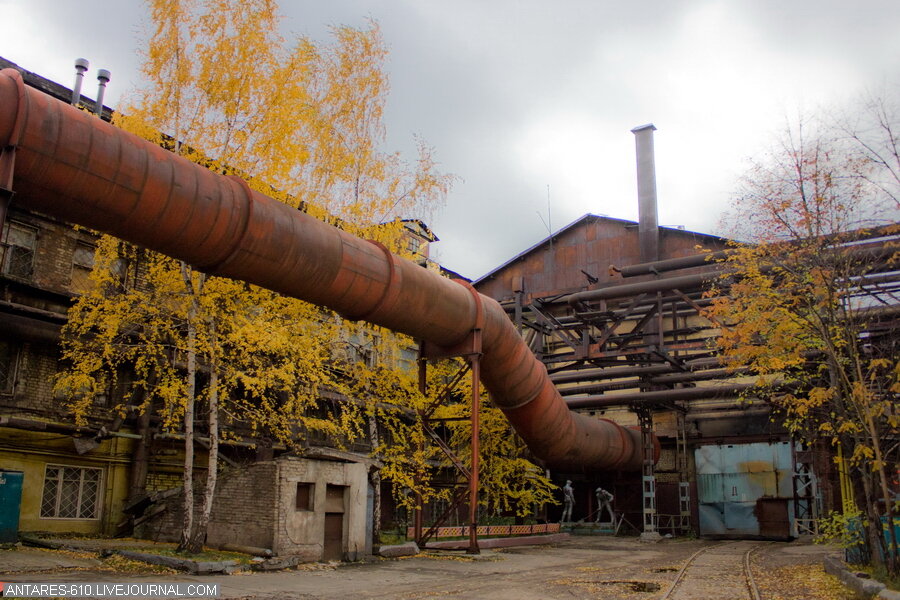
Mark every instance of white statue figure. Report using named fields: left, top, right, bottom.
left=561, top=480, right=575, bottom=522
left=595, top=486, right=615, bottom=524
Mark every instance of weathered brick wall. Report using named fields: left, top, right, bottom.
left=3, top=342, right=59, bottom=416
left=141, top=462, right=278, bottom=550
left=145, top=471, right=182, bottom=493
left=1, top=208, right=100, bottom=420
left=4, top=208, right=97, bottom=300
left=206, top=462, right=277, bottom=549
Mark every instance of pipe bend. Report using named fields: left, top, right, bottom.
left=0, top=69, right=27, bottom=150
left=3, top=76, right=655, bottom=473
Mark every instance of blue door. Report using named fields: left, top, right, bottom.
left=0, top=470, right=24, bottom=543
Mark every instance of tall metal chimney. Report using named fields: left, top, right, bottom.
left=631, top=123, right=659, bottom=263
left=94, top=69, right=111, bottom=117
left=71, top=58, right=89, bottom=106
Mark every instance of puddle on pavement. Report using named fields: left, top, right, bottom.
left=601, top=581, right=662, bottom=593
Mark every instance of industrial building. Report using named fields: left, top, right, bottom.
left=1, top=56, right=893, bottom=557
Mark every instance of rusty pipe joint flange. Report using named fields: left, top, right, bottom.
left=343, top=239, right=403, bottom=323
left=452, top=278, right=485, bottom=333
left=0, top=68, right=28, bottom=194
left=200, top=175, right=256, bottom=274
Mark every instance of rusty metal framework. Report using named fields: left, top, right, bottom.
left=501, top=233, right=899, bottom=534
left=2, top=66, right=897, bottom=541
left=792, top=444, right=819, bottom=536
left=0, top=66, right=653, bottom=476
left=413, top=285, right=484, bottom=554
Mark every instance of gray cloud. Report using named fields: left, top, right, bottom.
left=2, top=0, right=898, bottom=278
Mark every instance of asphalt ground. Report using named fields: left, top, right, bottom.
left=0, top=535, right=861, bottom=600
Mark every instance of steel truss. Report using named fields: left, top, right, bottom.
left=413, top=282, right=484, bottom=554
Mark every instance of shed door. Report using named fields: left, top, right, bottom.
left=323, top=484, right=347, bottom=561
left=323, top=513, right=344, bottom=561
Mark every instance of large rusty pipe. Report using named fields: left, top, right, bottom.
left=565, top=384, right=756, bottom=409
left=564, top=271, right=721, bottom=307
left=0, top=68, right=653, bottom=472
left=616, top=251, right=729, bottom=278
left=557, top=368, right=750, bottom=397
left=549, top=357, right=723, bottom=384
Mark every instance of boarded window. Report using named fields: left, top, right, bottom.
left=325, top=484, right=346, bottom=513
left=295, top=482, right=313, bottom=511
left=2, top=222, right=37, bottom=280
left=40, top=465, right=102, bottom=519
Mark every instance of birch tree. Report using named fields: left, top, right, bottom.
left=57, top=0, right=451, bottom=553
left=707, top=102, right=899, bottom=574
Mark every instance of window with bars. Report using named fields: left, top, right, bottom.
left=1, top=222, right=37, bottom=280
left=70, top=242, right=97, bottom=293
left=0, top=340, right=19, bottom=394
left=40, top=465, right=102, bottom=519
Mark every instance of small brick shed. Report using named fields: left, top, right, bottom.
left=142, top=453, right=372, bottom=561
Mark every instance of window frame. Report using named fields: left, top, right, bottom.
left=69, top=241, right=97, bottom=293
left=1, top=221, right=38, bottom=280
left=40, top=464, right=104, bottom=521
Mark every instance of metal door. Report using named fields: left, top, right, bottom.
left=695, top=442, right=795, bottom=538
left=0, top=470, right=24, bottom=543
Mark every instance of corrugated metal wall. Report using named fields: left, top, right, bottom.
left=695, top=441, right=797, bottom=538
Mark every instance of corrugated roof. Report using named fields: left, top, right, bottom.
left=473, top=213, right=727, bottom=285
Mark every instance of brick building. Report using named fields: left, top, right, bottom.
left=0, top=57, right=414, bottom=558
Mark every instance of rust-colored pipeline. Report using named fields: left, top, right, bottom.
left=0, top=68, right=653, bottom=472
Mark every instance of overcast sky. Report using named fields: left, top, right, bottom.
left=2, top=1, right=899, bottom=279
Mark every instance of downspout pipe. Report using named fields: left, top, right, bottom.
left=0, top=68, right=654, bottom=473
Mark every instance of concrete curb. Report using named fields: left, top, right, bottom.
left=823, top=555, right=900, bottom=600
left=378, top=542, right=420, bottom=558
left=116, top=550, right=245, bottom=574
left=424, top=533, right=570, bottom=550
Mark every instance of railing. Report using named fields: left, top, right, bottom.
left=407, top=522, right=561, bottom=539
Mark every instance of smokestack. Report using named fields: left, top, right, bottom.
left=71, top=58, right=89, bottom=106
left=631, top=123, right=659, bottom=263
left=94, top=69, right=110, bottom=117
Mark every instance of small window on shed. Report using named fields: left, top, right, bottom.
left=295, top=482, right=313, bottom=511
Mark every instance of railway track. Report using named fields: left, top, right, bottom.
left=661, top=541, right=767, bottom=600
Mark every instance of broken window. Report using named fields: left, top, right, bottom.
left=70, top=241, right=97, bottom=293
left=1, top=222, right=37, bottom=280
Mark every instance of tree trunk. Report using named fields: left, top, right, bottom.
left=128, top=371, right=159, bottom=501
left=860, top=469, right=887, bottom=568
left=187, top=319, right=219, bottom=554
left=368, top=414, right=381, bottom=545
left=866, top=414, right=899, bottom=575
left=177, top=263, right=200, bottom=553
left=128, top=407, right=152, bottom=500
